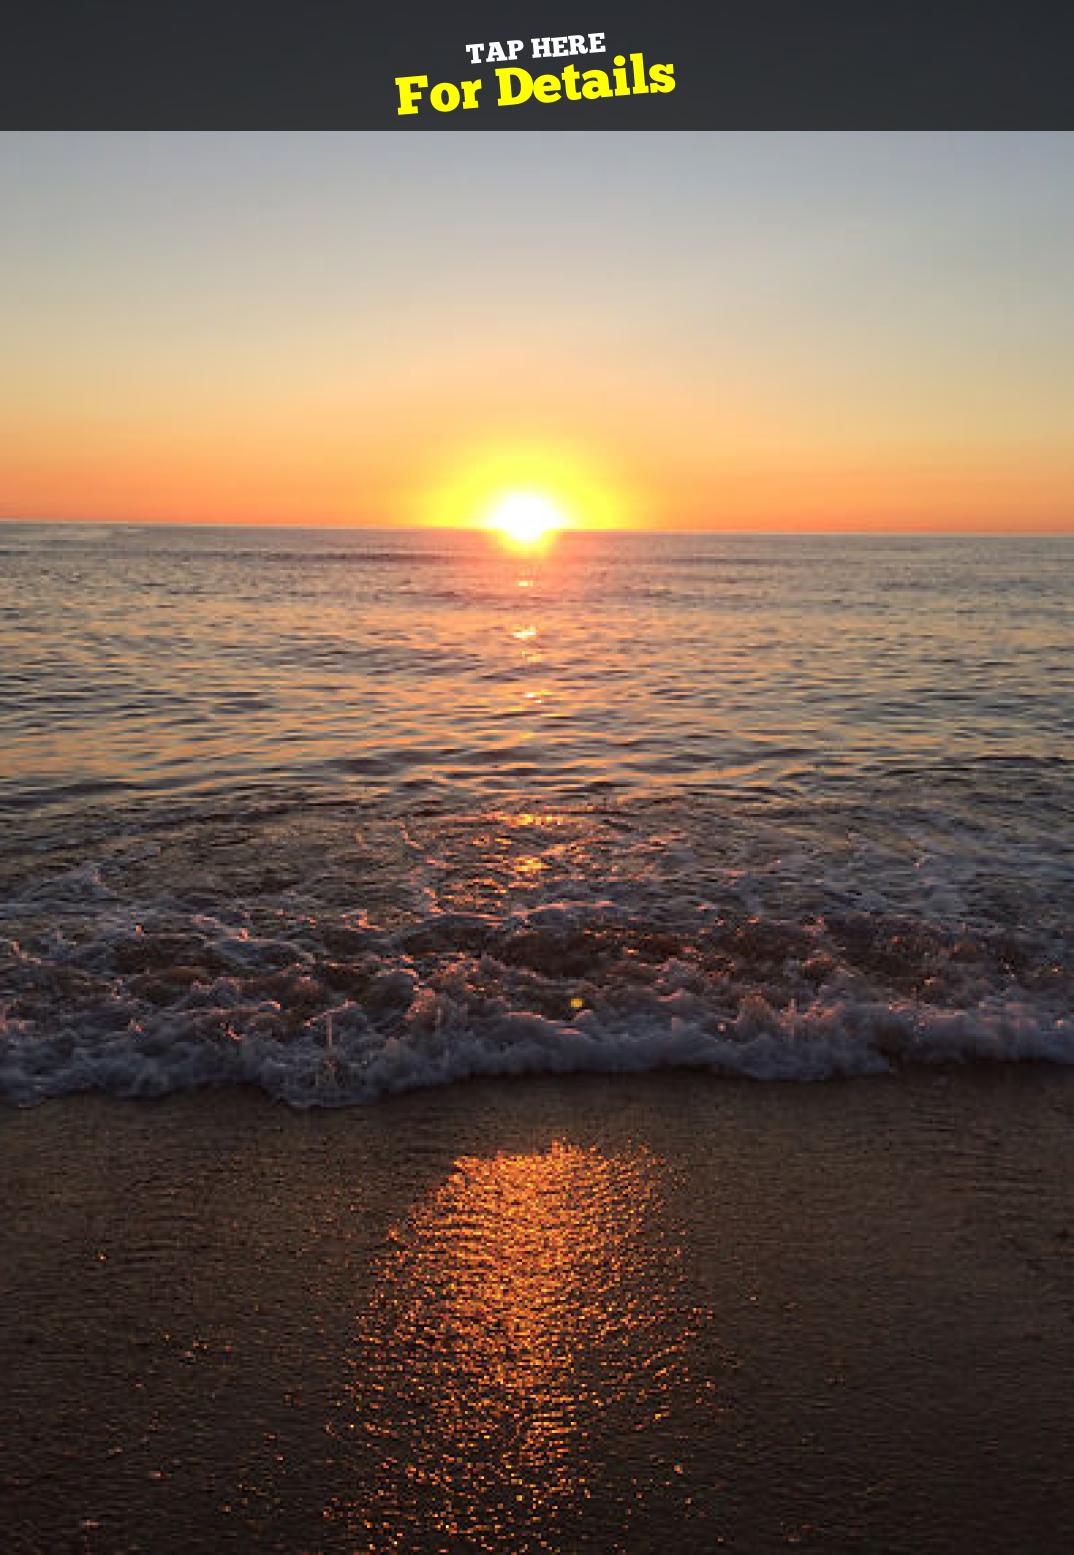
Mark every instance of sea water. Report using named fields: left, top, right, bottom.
left=1, top=523, right=1071, bottom=1103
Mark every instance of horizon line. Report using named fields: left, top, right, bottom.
left=1, top=516, right=1072, bottom=538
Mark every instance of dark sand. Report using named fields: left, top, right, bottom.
left=4, top=1067, right=1074, bottom=1554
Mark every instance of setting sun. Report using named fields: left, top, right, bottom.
left=485, top=491, right=568, bottom=546
left=422, top=438, right=630, bottom=534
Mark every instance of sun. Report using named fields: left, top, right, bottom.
left=421, top=437, right=632, bottom=536
left=484, top=491, right=568, bottom=547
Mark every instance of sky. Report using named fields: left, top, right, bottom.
left=1, top=131, right=1072, bottom=531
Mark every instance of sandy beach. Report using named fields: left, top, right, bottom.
left=4, top=1066, right=1074, bottom=1553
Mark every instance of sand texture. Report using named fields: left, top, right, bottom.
left=4, top=1068, right=1074, bottom=1553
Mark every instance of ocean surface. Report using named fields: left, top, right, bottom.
left=1, top=523, right=1071, bottom=1105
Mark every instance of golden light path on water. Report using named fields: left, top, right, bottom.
left=331, top=1142, right=712, bottom=1553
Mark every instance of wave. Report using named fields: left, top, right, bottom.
left=3, top=882, right=1070, bottom=1108
left=3, top=977, right=1069, bottom=1111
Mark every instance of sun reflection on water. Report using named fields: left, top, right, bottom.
left=332, top=1141, right=707, bottom=1552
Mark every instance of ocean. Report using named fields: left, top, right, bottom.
left=1, top=522, right=1071, bottom=1105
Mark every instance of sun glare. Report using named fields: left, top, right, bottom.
left=421, top=438, right=630, bottom=536
left=485, top=491, right=567, bottom=547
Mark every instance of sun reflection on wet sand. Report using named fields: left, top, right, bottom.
left=513, top=854, right=547, bottom=877
left=331, top=1141, right=710, bottom=1553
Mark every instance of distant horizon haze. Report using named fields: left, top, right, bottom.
left=2, top=516, right=1072, bottom=536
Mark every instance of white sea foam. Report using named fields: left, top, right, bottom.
left=2, top=741, right=1071, bottom=1110
left=1, top=876, right=1071, bottom=1106
left=2, top=979, right=1071, bottom=1109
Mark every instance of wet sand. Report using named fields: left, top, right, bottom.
left=3, top=1067, right=1074, bottom=1554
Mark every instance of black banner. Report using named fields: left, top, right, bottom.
left=4, top=0, right=1073, bottom=128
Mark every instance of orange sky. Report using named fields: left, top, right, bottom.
left=1, top=132, right=1072, bottom=531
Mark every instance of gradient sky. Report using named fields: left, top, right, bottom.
left=1, top=131, right=1072, bottom=530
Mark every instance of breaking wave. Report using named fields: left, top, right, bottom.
left=2, top=795, right=1071, bottom=1107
